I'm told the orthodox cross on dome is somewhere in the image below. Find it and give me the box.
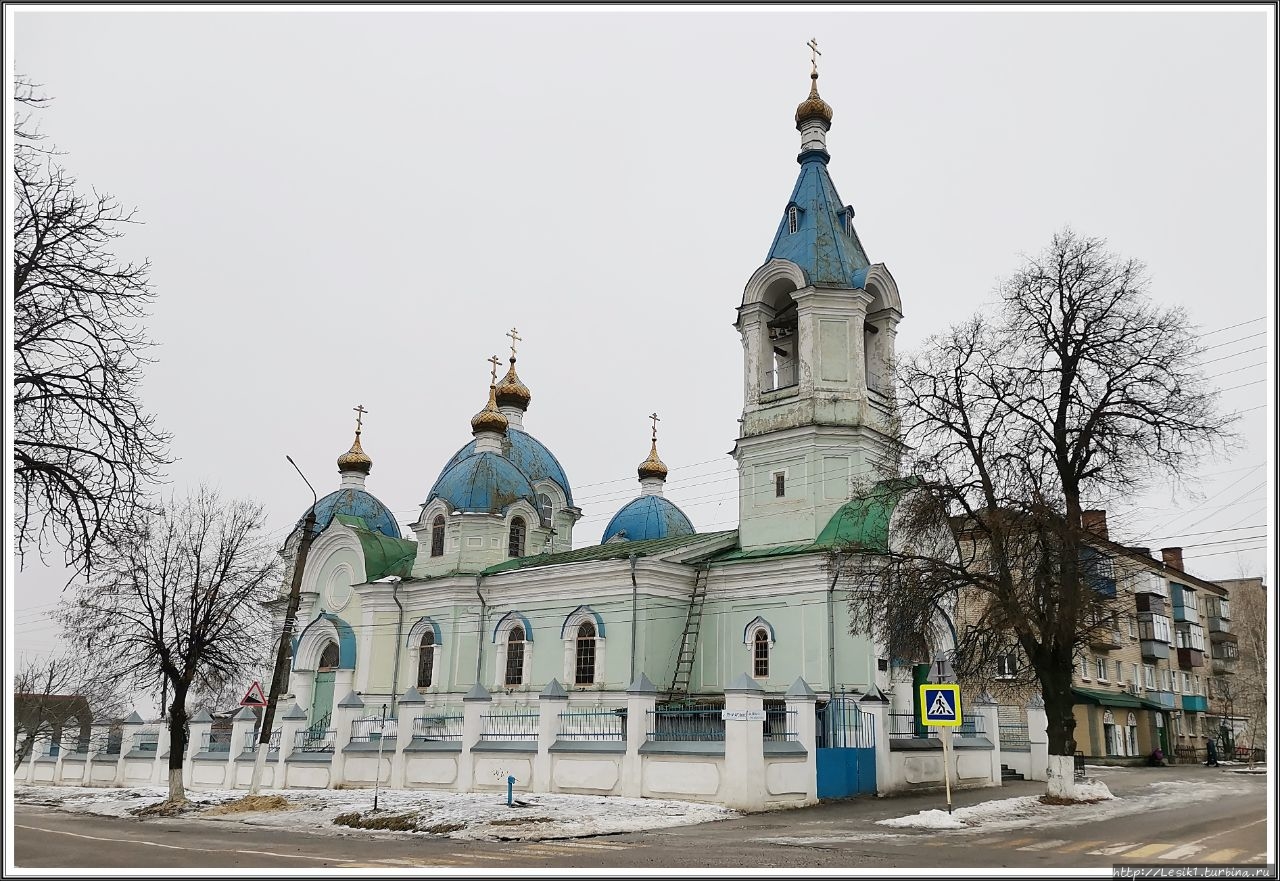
[507,327,522,359]
[807,37,821,75]
[353,404,367,433]
[488,354,502,384]
[649,411,661,442]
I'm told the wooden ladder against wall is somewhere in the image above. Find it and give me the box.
[666,566,709,701]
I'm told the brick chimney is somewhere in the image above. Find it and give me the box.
[1161,547,1184,571]
[1081,510,1109,539]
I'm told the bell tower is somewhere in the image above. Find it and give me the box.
[733,49,904,551]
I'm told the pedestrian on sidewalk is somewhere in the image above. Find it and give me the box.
[1205,737,1219,767]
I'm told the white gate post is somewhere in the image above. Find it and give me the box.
[392,687,425,789]
[459,683,491,793]
[623,674,658,798]
[859,685,892,795]
[785,677,819,804]
[536,679,568,792]
[723,672,767,811]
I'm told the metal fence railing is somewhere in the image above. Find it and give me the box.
[764,707,798,742]
[480,707,539,741]
[294,728,336,753]
[888,714,923,739]
[647,705,727,742]
[413,708,464,741]
[243,729,282,753]
[955,715,987,738]
[350,716,398,744]
[133,731,160,753]
[202,731,233,753]
[557,708,627,741]
[999,722,1031,751]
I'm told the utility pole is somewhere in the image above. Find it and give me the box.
[249,455,319,795]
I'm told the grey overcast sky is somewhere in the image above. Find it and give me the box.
[9,5,1274,664]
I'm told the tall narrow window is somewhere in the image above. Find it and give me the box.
[505,626,526,686]
[774,472,786,498]
[417,631,436,688]
[508,517,526,558]
[787,206,798,234]
[430,515,445,557]
[753,629,770,677]
[575,621,596,685]
[318,641,339,671]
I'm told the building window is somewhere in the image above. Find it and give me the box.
[505,626,526,686]
[996,652,1017,679]
[1114,661,1124,683]
[318,641,340,671]
[575,622,597,685]
[430,515,445,557]
[1144,664,1156,689]
[787,206,798,234]
[537,493,554,525]
[1095,657,1108,681]
[753,629,770,678]
[508,517,526,558]
[774,472,786,498]
[417,631,435,689]
[1128,616,1138,638]
[1131,663,1139,687]
[1078,657,1089,680]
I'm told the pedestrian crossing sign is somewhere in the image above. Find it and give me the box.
[919,684,963,726]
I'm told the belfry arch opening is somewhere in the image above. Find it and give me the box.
[762,278,799,391]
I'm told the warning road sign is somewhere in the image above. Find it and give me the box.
[919,683,962,726]
[239,681,268,708]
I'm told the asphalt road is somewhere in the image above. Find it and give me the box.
[13,765,1270,871]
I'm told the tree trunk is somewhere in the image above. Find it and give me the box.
[14,731,36,772]
[167,685,189,803]
[1038,656,1078,757]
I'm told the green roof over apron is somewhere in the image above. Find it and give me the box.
[333,513,418,581]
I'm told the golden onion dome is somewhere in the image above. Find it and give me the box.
[495,358,532,410]
[795,72,833,128]
[337,432,373,475]
[471,384,510,434]
[637,439,669,481]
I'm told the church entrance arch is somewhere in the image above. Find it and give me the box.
[311,641,339,728]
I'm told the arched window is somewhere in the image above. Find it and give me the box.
[537,493,554,525]
[575,621,597,685]
[787,205,798,235]
[753,629,770,678]
[318,641,340,671]
[505,625,526,686]
[417,631,436,689]
[508,517,526,558]
[430,515,445,557]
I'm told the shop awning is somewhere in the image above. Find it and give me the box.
[1071,687,1160,710]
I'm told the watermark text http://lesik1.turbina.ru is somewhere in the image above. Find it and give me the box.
[1114,866,1277,879]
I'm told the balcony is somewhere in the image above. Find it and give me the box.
[1207,616,1231,634]
[1171,604,1199,624]
[1146,690,1175,709]
[1135,594,1167,615]
[1211,656,1237,676]
[1090,630,1124,650]
[1140,640,1170,661]
[1176,647,1205,670]
[1181,694,1209,713]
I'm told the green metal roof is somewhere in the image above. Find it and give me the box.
[333,513,418,581]
[481,530,737,575]
[815,477,919,551]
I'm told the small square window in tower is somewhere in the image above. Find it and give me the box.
[774,472,786,498]
[575,621,596,685]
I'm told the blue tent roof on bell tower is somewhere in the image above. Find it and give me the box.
[764,151,871,290]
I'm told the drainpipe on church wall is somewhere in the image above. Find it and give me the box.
[390,578,404,715]
[827,565,840,696]
[474,574,487,685]
[629,555,639,684]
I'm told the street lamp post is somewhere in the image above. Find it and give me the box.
[249,455,319,795]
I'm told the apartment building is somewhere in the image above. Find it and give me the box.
[1208,576,1266,758]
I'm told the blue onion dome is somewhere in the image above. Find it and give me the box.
[495,356,532,411]
[426,451,539,516]
[297,488,401,541]
[471,384,509,434]
[437,428,574,506]
[601,496,695,543]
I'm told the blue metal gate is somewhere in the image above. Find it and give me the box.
[815,696,876,799]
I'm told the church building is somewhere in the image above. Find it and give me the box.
[278,59,910,735]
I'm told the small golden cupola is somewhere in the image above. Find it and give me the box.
[337,404,373,476]
[637,412,669,483]
[795,38,833,129]
[471,355,510,436]
[495,327,532,420]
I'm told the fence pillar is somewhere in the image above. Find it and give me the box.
[186,709,214,791]
[330,691,364,787]
[1027,692,1049,782]
[785,678,819,804]
[278,702,309,786]
[973,690,1002,787]
[460,683,491,793]
[226,707,257,789]
[393,687,425,789]
[860,686,892,795]
[623,674,658,798]
[723,672,767,811]
[152,719,173,786]
[536,679,568,792]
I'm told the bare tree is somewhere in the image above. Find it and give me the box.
[13,652,128,770]
[13,77,170,579]
[58,487,281,803]
[837,229,1235,758]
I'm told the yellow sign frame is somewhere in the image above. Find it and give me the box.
[918,683,963,727]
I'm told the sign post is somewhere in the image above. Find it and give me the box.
[919,683,963,815]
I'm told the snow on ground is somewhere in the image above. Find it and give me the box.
[13,784,736,841]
